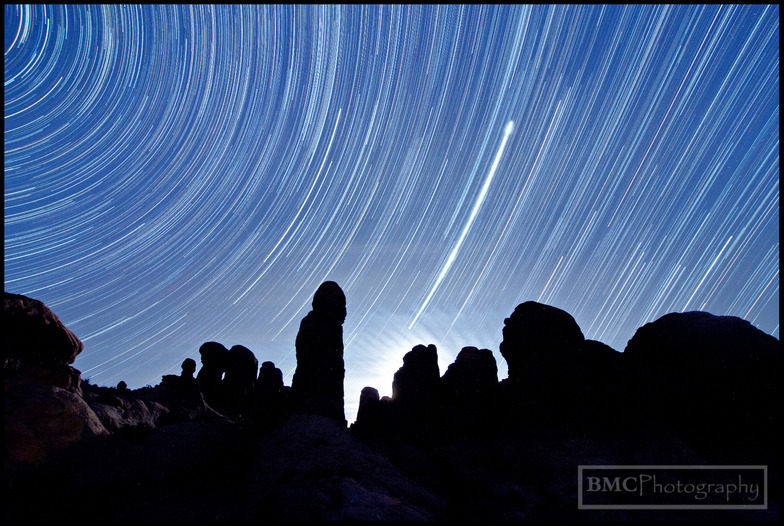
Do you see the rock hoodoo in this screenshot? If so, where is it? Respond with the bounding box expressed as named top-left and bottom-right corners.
top-left (290, 281), bottom-right (348, 424)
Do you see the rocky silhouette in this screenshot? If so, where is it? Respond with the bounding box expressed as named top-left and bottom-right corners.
top-left (290, 281), bottom-right (347, 425)
top-left (392, 343), bottom-right (441, 428)
top-left (196, 341), bottom-right (230, 409)
top-left (222, 344), bottom-right (259, 420)
top-left (253, 361), bottom-right (290, 428)
top-left (161, 358), bottom-right (199, 391)
top-left (440, 346), bottom-right (499, 431)
top-left (496, 301), bottom-right (632, 433)
top-left (499, 301), bottom-right (586, 400)
top-left (4, 293), bottom-right (108, 471)
top-left (3, 290), bottom-right (780, 521)
top-left (624, 311), bottom-right (781, 463)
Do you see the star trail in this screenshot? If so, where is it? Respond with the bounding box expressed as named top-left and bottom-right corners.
top-left (5, 5), bottom-right (779, 422)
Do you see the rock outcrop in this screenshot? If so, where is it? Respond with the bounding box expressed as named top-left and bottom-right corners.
top-left (391, 343), bottom-right (440, 426)
top-left (4, 293), bottom-right (109, 472)
top-left (440, 346), bottom-right (498, 431)
top-left (253, 361), bottom-right (290, 428)
top-left (4, 291), bottom-right (779, 521)
top-left (196, 341), bottom-right (230, 410)
top-left (291, 281), bottom-right (347, 424)
top-left (624, 311), bottom-right (781, 462)
top-left (493, 301), bottom-right (632, 432)
top-left (223, 344), bottom-right (259, 420)
top-left (250, 413), bottom-right (448, 521)
top-left (4, 292), bottom-right (83, 366)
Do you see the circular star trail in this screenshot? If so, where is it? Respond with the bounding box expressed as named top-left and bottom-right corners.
top-left (5, 5), bottom-right (779, 422)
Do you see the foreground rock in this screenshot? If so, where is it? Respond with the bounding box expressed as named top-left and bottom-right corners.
top-left (4, 292), bottom-right (83, 366)
top-left (4, 293), bottom-right (109, 472)
top-left (624, 311), bottom-right (781, 463)
top-left (250, 414), bottom-right (448, 520)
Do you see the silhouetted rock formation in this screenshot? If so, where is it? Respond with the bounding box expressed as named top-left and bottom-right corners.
top-left (291, 281), bottom-right (347, 425)
top-left (4, 291), bottom-right (780, 522)
top-left (193, 342), bottom-right (261, 419)
top-left (254, 361), bottom-right (290, 428)
top-left (392, 343), bottom-right (440, 425)
top-left (569, 339), bottom-right (632, 432)
top-left (441, 346), bottom-right (499, 431)
top-left (4, 292), bottom-right (83, 366)
top-left (182, 357), bottom-right (196, 376)
top-left (86, 359), bottom-right (223, 439)
top-left (4, 293), bottom-right (109, 472)
top-left (196, 341), bottom-right (230, 410)
top-left (352, 386), bottom-right (385, 437)
top-left (624, 311), bottom-right (781, 463)
top-left (495, 301), bottom-right (632, 433)
top-left (222, 345), bottom-right (259, 420)
top-left (161, 358), bottom-right (199, 391)
top-left (4, 292), bottom-right (85, 393)
top-left (499, 301), bottom-right (584, 392)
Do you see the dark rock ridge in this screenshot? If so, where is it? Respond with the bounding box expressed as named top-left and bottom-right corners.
top-left (3, 290), bottom-right (780, 521)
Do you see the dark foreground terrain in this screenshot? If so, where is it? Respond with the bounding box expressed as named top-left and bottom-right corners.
top-left (4, 290), bottom-right (780, 521)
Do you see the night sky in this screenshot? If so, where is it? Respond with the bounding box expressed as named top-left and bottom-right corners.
top-left (5, 5), bottom-right (779, 422)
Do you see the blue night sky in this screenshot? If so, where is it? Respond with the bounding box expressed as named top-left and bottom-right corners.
top-left (4, 5), bottom-right (779, 422)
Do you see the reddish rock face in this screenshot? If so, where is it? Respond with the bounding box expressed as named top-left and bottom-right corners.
top-left (4, 292), bottom-right (107, 472)
top-left (4, 292), bottom-right (84, 366)
top-left (5, 383), bottom-right (109, 465)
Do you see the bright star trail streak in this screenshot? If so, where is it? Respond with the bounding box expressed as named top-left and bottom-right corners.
top-left (4, 5), bottom-right (779, 423)
top-left (409, 119), bottom-right (514, 330)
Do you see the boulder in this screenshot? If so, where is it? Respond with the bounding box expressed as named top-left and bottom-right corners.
top-left (623, 311), bottom-right (780, 461)
top-left (4, 292), bottom-right (84, 394)
top-left (4, 292), bottom-right (83, 366)
top-left (4, 292), bottom-right (107, 472)
top-left (82, 383), bottom-right (164, 438)
top-left (3, 356), bottom-right (82, 393)
top-left (5, 383), bottom-right (109, 470)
